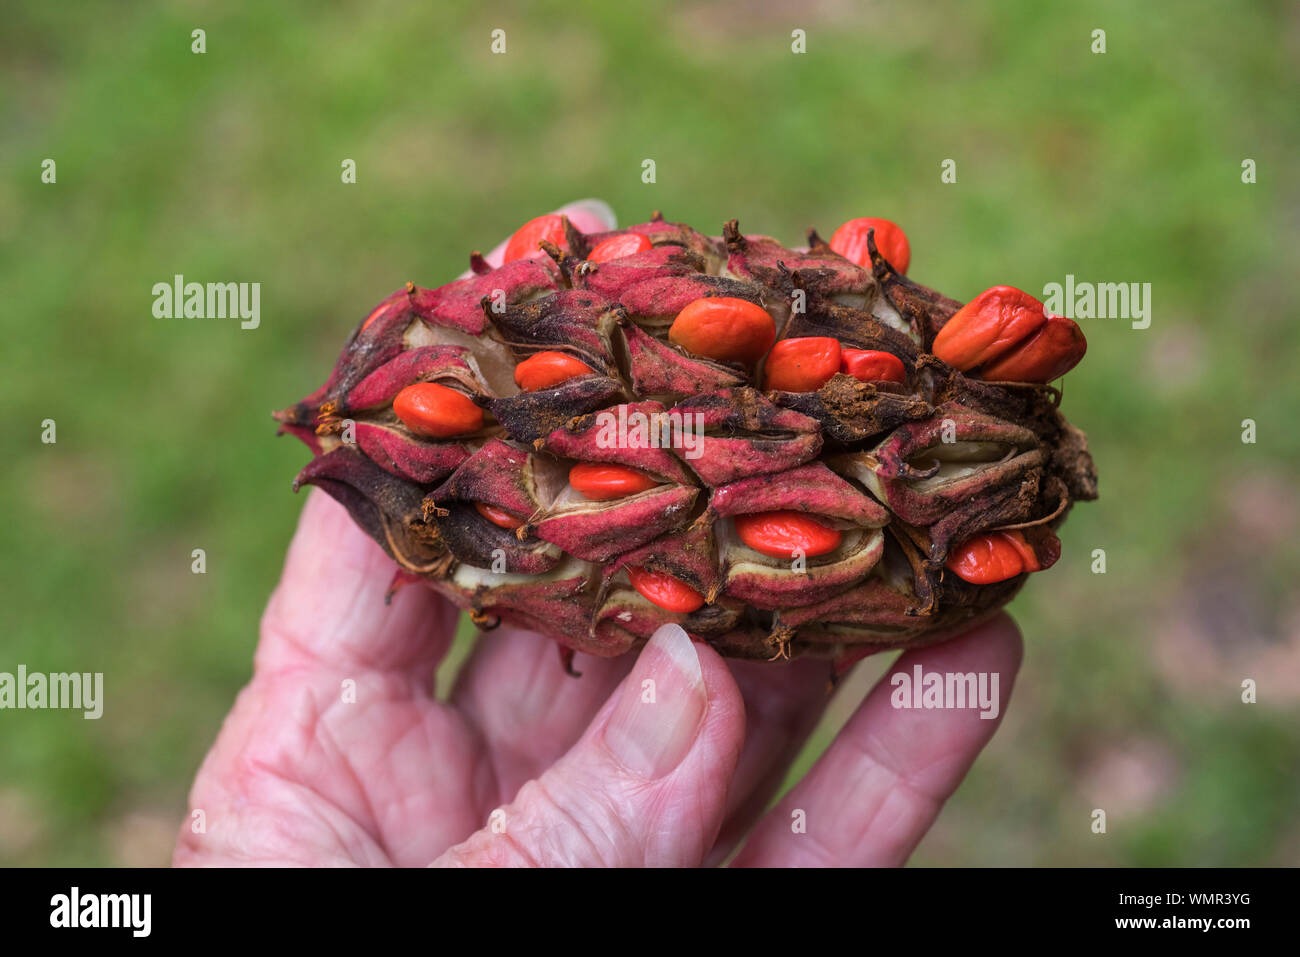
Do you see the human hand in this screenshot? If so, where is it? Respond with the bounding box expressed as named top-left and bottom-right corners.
top-left (174, 201), bottom-right (1023, 867)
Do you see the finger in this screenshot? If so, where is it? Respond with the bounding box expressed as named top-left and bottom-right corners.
top-left (256, 491), bottom-right (459, 682)
top-left (448, 625), bottom-right (636, 800)
top-left (432, 624), bottom-right (745, 867)
top-left (467, 198), bottom-right (617, 274)
top-left (704, 657), bottom-right (835, 865)
top-left (174, 663), bottom-right (476, 867)
top-left (179, 491), bottom-right (475, 867)
top-left (732, 615), bottom-right (1023, 867)
top-left (451, 638), bottom-right (832, 836)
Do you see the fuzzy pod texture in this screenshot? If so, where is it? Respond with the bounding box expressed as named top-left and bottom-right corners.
top-left (275, 211), bottom-right (1097, 670)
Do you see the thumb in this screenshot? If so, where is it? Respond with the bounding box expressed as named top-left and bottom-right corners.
top-left (432, 624), bottom-right (745, 867)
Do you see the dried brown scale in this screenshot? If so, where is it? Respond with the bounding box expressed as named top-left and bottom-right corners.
top-left (434, 502), bottom-right (560, 575)
top-left (781, 289), bottom-right (923, 362)
top-left (425, 439), bottom-right (560, 574)
top-left (277, 212), bottom-right (1098, 666)
top-left (771, 374), bottom-right (934, 445)
top-left (864, 230), bottom-right (963, 340)
top-left (723, 219), bottom-right (876, 298)
top-left (478, 375), bottom-right (626, 444)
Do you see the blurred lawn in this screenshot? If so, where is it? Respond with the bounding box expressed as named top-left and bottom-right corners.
top-left (1, 0), bottom-right (1297, 865)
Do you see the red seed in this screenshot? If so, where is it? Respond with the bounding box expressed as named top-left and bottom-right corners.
top-left (568, 463), bottom-right (658, 501)
top-left (513, 351), bottom-right (593, 391)
top-left (668, 297), bottom-right (777, 364)
top-left (392, 383), bottom-right (483, 439)
top-left (829, 217), bottom-right (911, 273)
top-left (997, 530), bottom-right (1043, 573)
top-left (587, 233), bottom-right (653, 263)
top-left (944, 532), bottom-right (1032, 584)
top-left (931, 286), bottom-right (1048, 372)
top-left (839, 348), bottom-right (907, 383)
top-left (626, 565), bottom-right (705, 613)
top-left (978, 314), bottom-right (1087, 383)
top-left (475, 502), bottom-right (525, 530)
top-left (503, 214), bottom-right (568, 263)
top-left (734, 510), bottom-right (844, 559)
top-left (763, 337), bottom-right (842, 392)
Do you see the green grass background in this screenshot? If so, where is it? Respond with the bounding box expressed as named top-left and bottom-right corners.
top-left (1, 0), bottom-right (1297, 865)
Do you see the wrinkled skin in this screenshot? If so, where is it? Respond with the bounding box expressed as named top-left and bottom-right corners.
top-left (174, 491), bottom-right (1021, 867)
top-left (175, 202), bottom-right (1024, 867)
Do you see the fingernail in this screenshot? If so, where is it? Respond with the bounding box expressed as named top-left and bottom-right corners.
top-left (603, 624), bottom-right (706, 779)
top-left (560, 198), bottom-right (617, 231)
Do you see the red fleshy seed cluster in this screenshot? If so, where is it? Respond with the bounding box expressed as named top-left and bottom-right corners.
top-left (277, 211), bottom-right (1095, 659)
